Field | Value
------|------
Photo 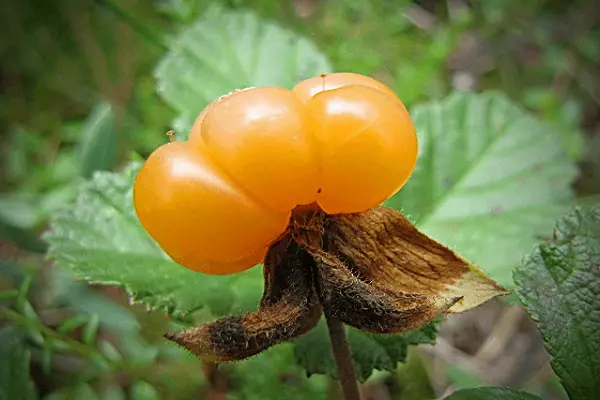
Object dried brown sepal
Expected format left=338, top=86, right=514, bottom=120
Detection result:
left=325, top=206, right=510, bottom=312
left=310, top=248, right=461, bottom=333
left=165, top=236, right=321, bottom=362
left=165, top=204, right=508, bottom=361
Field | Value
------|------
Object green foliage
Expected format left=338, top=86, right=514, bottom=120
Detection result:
left=50, top=268, right=141, bottom=338
left=392, top=349, right=436, bottom=400
left=77, top=102, right=118, bottom=178
left=155, top=6, right=331, bottom=135
left=100, top=385, right=127, bottom=400
left=228, top=344, right=328, bottom=400
left=0, top=105, right=116, bottom=252
left=392, top=25, right=458, bottom=106
left=521, top=90, right=585, bottom=161
left=514, top=205, right=600, bottom=400
left=0, top=326, right=36, bottom=400
left=0, top=260, right=207, bottom=400
left=445, top=365, right=485, bottom=390
left=387, top=92, right=576, bottom=287
left=130, top=381, right=160, bottom=400
left=314, top=0, right=468, bottom=105
left=444, top=204, right=600, bottom=399
left=444, top=387, right=541, bottom=400
left=0, top=124, right=81, bottom=240
left=316, top=0, right=410, bottom=75
left=0, top=0, right=174, bottom=250
left=0, top=0, right=167, bottom=128
left=294, top=319, right=438, bottom=382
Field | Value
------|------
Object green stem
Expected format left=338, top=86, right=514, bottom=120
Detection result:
left=324, top=311, right=362, bottom=400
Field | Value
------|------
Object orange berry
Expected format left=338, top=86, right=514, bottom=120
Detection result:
left=134, top=73, right=417, bottom=274
left=133, top=141, right=289, bottom=274
left=189, top=87, right=319, bottom=212
left=294, top=73, right=417, bottom=214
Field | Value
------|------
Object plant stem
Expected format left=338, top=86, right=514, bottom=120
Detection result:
left=324, top=311, right=362, bottom=400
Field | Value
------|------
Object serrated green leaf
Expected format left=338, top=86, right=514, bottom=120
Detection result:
left=293, top=320, right=337, bottom=379
left=0, top=326, right=36, bottom=400
left=44, top=164, right=263, bottom=320
left=443, top=387, right=541, bottom=400
left=514, top=205, right=600, bottom=400
left=77, top=102, right=118, bottom=178
left=155, top=6, right=331, bottom=136
left=387, top=91, right=576, bottom=287
left=293, top=318, right=439, bottom=382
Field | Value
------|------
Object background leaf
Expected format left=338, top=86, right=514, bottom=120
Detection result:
left=293, top=318, right=438, bottom=382
left=77, top=102, right=118, bottom=178
left=100, top=385, right=126, bottom=400
left=387, top=92, right=577, bottom=287
left=228, top=344, right=328, bottom=400
left=0, top=194, right=41, bottom=229
left=44, top=163, right=263, bottom=321
left=130, top=381, right=159, bottom=400
left=514, top=204, right=600, bottom=400
left=443, top=387, right=541, bottom=400
left=0, top=326, right=36, bottom=400
left=445, top=365, right=485, bottom=390
left=392, top=348, right=436, bottom=400
left=155, top=6, right=331, bottom=136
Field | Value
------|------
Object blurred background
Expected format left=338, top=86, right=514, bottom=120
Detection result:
left=1, top=0, right=599, bottom=399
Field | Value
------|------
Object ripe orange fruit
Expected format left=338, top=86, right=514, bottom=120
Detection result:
left=134, top=73, right=417, bottom=274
